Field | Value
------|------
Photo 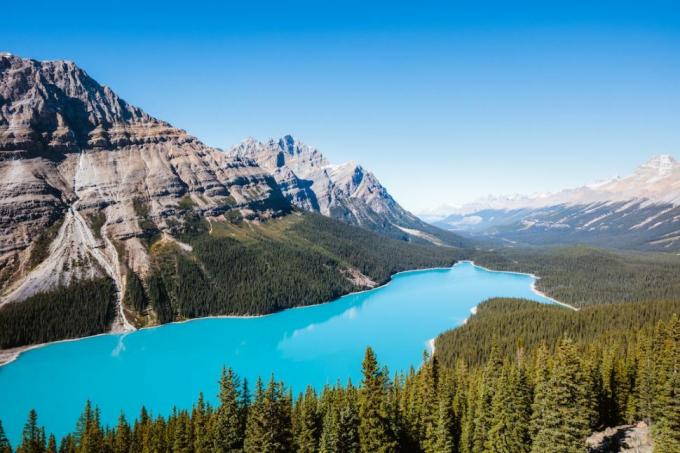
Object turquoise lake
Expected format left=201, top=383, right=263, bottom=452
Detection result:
left=0, top=261, right=555, bottom=444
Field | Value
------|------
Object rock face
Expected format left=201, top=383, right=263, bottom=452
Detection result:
left=0, top=53, right=462, bottom=336
left=0, top=54, right=287, bottom=325
left=586, top=421, right=652, bottom=453
left=228, top=135, right=462, bottom=246
left=429, top=155, right=680, bottom=251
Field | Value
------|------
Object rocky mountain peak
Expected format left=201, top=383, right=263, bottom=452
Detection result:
left=224, top=135, right=460, bottom=246
left=639, top=154, right=678, bottom=174
left=232, top=135, right=329, bottom=176
left=0, top=55, right=289, bottom=309
left=0, top=54, right=190, bottom=158
left=429, top=153, right=680, bottom=219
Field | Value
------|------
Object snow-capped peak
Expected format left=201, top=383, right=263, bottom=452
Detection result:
left=640, top=154, right=678, bottom=174
left=586, top=176, right=621, bottom=190
left=430, top=153, right=680, bottom=214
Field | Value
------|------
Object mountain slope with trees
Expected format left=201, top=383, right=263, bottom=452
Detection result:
left=0, top=213, right=458, bottom=349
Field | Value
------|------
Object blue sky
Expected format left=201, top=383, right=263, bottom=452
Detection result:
left=3, top=1, right=680, bottom=211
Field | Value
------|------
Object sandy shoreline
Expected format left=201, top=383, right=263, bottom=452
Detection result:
left=0, top=260, right=574, bottom=367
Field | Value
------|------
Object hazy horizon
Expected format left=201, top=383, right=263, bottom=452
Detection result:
left=4, top=0, right=679, bottom=211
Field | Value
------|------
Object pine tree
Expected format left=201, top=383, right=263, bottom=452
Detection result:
left=529, top=343, right=549, bottom=442
left=212, top=368, right=244, bottom=452
left=651, top=319, right=669, bottom=422
left=471, top=342, right=503, bottom=453
left=531, top=338, right=590, bottom=453
left=243, top=378, right=265, bottom=453
left=484, top=361, right=530, bottom=453
left=397, top=367, right=419, bottom=450
left=113, top=413, right=131, bottom=453
left=74, top=401, right=93, bottom=447
left=653, top=315, right=680, bottom=452
left=338, top=384, right=360, bottom=453
left=433, top=387, right=455, bottom=453
left=130, top=406, right=150, bottom=453
left=145, top=415, right=168, bottom=453
left=319, top=400, right=340, bottom=453
left=459, top=376, right=480, bottom=453
left=244, top=377, right=292, bottom=453
left=450, top=360, right=468, bottom=451
left=172, top=411, right=192, bottom=453
left=581, top=344, right=602, bottom=429
left=192, top=393, right=211, bottom=453
left=0, top=420, right=11, bottom=453
left=80, top=407, right=105, bottom=453
left=385, top=370, right=403, bottom=451
left=418, top=354, right=439, bottom=453
left=72, top=403, right=104, bottom=453
left=45, top=436, right=56, bottom=453
left=358, top=348, right=397, bottom=453
left=17, top=409, right=45, bottom=453
left=295, top=386, right=320, bottom=453
left=58, top=435, right=76, bottom=453
left=240, top=378, right=250, bottom=434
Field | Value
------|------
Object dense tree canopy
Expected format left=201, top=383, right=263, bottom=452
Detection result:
left=0, top=278, right=116, bottom=349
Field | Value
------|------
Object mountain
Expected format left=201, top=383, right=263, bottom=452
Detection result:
left=429, top=155, right=680, bottom=251
left=0, top=54, right=459, bottom=351
left=227, top=135, right=463, bottom=246
left=0, top=53, right=288, bottom=325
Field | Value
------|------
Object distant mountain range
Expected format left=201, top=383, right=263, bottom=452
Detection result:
left=0, top=53, right=460, bottom=340
left=425, top=154, right=680, bottom=251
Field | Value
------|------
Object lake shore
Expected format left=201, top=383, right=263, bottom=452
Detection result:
left=458, top=260, right=578, bottom=311
left=0, top=260, right=569, bottom=367
left=0, top=260, right=562, bottom=444
left=0, top=263, right=455, bottom=367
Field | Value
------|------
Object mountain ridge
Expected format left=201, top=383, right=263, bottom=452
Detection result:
left=428, top=154, right=680, bottom=251
left=227, top=134, right=463, bottom=246
left=0, top=53, right=460, bottom=350
left=425, top=154, right=680, bottom=218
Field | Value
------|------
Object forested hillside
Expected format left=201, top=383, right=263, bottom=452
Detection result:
left=136, top=213, right=457, bottom=323
left=0, top=279, right=116, bottom=349
left=0, top=213, right=457, bottom=349
left=436, top=297, right=680, bottom=367
left=454, top=245, right=680, bottom=307
left=3, top=315, right=679, bottom=453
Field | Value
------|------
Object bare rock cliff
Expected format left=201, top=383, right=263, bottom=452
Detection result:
left=227, top=135, right=461, bottom=246
left=0, top=54, right=287, bottom=328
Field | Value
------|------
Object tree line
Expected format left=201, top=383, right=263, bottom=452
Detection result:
left=123, top=213, right=457, bottom=325
left=2, top=313, right=679, bottom=452
left=454, top=245, right=680, bottom=308
left=436, top=297, right=680, bottom=367
left=0, top=213, right=457, bottom=347
left=0, top=278, right=116, bottom=349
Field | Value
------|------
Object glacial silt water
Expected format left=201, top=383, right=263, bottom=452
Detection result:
left=0, top=261, right=555, bottom=444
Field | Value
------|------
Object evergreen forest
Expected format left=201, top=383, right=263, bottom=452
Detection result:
left=2, top=312, right=679, bottom=453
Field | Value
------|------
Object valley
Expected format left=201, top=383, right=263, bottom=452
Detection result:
left=0, top=261, right=554, bottom=445
left=0, top=51, right=679, bottom=453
